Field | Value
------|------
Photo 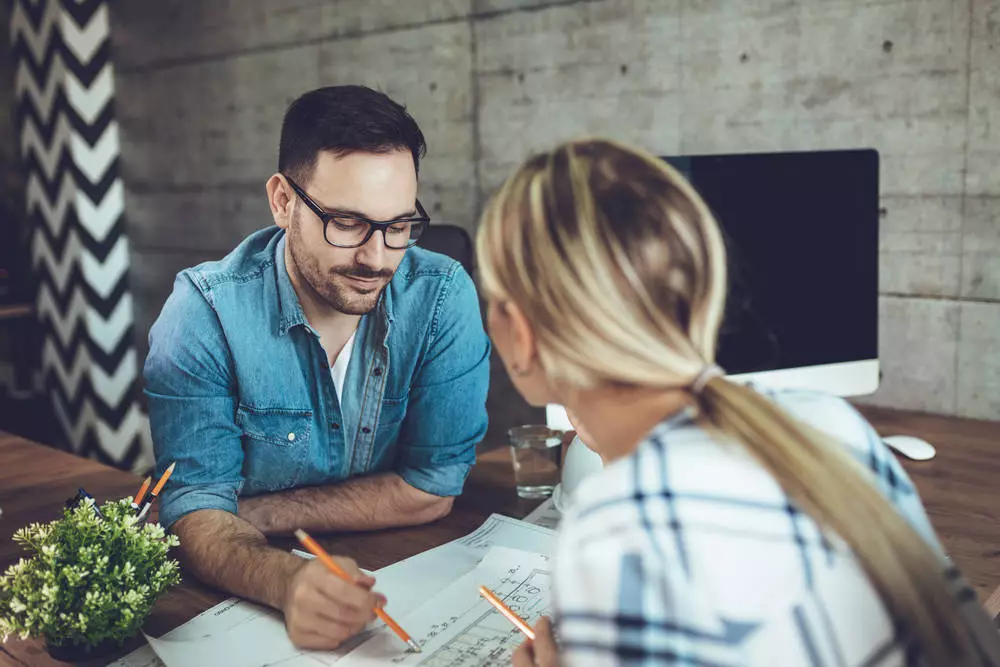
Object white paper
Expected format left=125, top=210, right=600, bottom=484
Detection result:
left=523, top=496, right=562, bottom=530
left=108, top=644, right=164, bottom=667
left=143, top=596, right=364, bottom=667
left=373, top=514, right=553, bottom=619
left=118, top=515, right=553, bottom=667
left=339, top=547, right=551, bottom=666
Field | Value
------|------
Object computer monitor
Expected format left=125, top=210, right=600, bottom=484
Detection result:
left=547, top=148, right=880, bottom=431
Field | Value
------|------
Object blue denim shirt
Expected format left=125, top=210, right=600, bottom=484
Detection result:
left=143, top=227, right=491, bottom=530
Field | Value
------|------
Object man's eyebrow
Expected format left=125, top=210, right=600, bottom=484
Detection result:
left=324, top=205, right=419, bottom=221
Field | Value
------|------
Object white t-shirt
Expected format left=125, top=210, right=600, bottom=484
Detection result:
left=330, top=331, right=356, bottom=402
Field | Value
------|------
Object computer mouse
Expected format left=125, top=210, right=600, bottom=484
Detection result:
left=883, top=435, right=937, bottom=461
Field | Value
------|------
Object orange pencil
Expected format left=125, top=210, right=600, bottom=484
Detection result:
left=151, top=462, right=176, bottom=497
left=479, top=586, right=536, bottom=640
left=294, top=529, right=421, bottom=653
left=137, top=462, right=175, bottom=520
left=132, top=476, right=152, bottom=508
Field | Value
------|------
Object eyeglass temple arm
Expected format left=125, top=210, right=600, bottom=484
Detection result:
left=286, top=176, right=429, bottom=225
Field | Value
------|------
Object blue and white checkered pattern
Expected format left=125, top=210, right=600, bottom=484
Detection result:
left=552, top=390, right=1000, bottom=666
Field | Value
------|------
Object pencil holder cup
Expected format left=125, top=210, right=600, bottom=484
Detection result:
left=0, top=497, right=181, bottom=662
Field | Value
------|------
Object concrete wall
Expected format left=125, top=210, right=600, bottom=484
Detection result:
left=110, top=0, right=1000, bottom=428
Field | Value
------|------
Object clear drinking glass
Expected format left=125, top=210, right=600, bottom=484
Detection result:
left=508, top=425, right=563, bottom=499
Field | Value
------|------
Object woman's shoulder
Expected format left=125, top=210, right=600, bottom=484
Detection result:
left=560, top=388, right=920, bottom=547
left=762, top=388, right=876, bottom=449
left=557, top=409, right=748, bottom=551
left=757, top=388, right=916, bottom=491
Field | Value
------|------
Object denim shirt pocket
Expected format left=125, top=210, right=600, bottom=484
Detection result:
left=366, top=397, right=407, bottom=472
left=236, top=404, right=312, bottom=492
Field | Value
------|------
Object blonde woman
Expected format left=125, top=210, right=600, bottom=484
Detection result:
left=476, top=139, right=1000, bottom=667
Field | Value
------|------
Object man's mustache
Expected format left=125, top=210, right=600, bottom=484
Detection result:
left=332, top=266, right=394, bottom=280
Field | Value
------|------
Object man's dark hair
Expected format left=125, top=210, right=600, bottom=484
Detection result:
left=278, top=85, right=427, bottom=183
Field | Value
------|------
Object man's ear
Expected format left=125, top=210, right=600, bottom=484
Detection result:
left=266, top=174, right=293, bottom=229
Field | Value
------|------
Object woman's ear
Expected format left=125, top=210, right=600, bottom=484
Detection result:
left=266, top=174, right=293, bottom=229
left=492, top=298, right=561, bottom=407
left=504, top=301, right=539, bottom=376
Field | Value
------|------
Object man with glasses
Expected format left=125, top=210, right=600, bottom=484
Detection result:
left=143, top=86, right=490, bottom=650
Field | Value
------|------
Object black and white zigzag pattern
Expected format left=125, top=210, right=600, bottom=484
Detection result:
left=10, top=0, right=151, bottom=470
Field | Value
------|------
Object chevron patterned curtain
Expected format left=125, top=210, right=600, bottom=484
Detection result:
left=10, top=0, right=152, bottom=471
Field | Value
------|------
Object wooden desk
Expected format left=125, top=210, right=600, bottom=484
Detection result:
left=0, top=431, right=541, bottom=666
left=855, top=405, right=1000, bottom=600
left=1, top=407, right=998, bottom=665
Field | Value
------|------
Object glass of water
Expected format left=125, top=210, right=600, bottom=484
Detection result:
left=508, top=425, right=563, bottom=499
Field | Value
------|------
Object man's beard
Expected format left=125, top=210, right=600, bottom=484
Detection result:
left=288, top=222, right=394, bottom=316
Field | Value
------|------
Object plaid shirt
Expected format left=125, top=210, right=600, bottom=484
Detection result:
left=552, top=389, right=1000, bottom=666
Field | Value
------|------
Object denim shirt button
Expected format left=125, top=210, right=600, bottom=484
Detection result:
left=373, top=367, right=383, bottom=377
left=330, top=422, right=340, bottom=430
left=287, top=432, right=296, bottom=442
left=362, top=426, right=372, bottom=434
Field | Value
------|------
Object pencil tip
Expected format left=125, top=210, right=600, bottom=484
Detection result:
left=166, top=461, right=176, bottom=472
left=408, top=640, right=422, bottom=653
left=294, top=529, right=307, bottom=540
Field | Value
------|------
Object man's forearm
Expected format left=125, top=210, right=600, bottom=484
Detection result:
left=172, top=509, right=305, bottom=610
left=239, top=472, right=453, bottom=536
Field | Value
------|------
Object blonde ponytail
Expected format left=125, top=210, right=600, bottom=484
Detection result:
left=698, top=377, right=973, bottom=664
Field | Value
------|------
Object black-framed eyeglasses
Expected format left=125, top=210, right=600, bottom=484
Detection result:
left=284, top=175, right=430, bottom=249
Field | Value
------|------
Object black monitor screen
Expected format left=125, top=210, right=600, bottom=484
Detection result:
left=663, top=149, right=879, bottom=374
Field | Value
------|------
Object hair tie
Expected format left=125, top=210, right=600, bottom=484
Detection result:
left=690, top=365, right=724, bottom=394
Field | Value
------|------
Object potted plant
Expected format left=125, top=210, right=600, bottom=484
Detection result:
left=0, top=496, right=181, bottom=662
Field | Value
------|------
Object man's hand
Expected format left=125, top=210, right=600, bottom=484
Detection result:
left=282, top=557, right=386, bottom=650
left=171, top=510, right=387, bottom=651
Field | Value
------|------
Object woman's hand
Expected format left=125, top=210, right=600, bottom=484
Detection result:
left=565, top=409, right=595, bottom=449
left=512, top=617, right=558, bottom=667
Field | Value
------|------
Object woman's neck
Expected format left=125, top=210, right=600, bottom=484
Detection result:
left=565, top=387, right=693, bottom=463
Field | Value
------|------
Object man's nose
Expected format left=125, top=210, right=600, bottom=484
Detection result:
left=354, top=228, right=389, bottom=266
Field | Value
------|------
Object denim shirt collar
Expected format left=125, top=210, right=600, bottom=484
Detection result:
left=275, top=235, right=308, bottom=336
left=273, top=232, right=394, bottom=339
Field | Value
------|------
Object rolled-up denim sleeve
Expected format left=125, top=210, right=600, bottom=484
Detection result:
left=143, top=272, right=244, bottom=531
left=396, top=266, right=490, bottom=497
